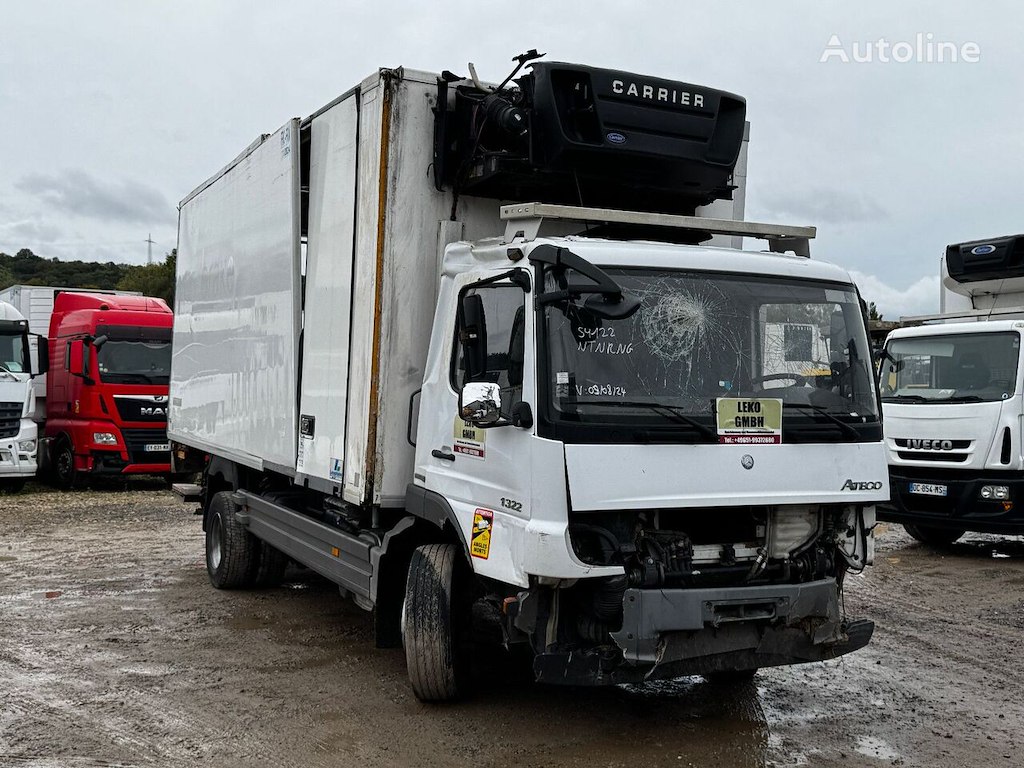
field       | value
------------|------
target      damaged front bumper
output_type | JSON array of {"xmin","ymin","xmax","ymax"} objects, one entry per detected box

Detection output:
[{"xmin": 533, "ymin": 578, "xmax": 873, "ymax": 686}]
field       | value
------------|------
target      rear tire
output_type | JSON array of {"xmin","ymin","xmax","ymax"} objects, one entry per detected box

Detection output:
[
  {"xmin": 904, "ymin": 523, "xmax": 964, "ymax": 546},
  {"xmin": 402, "ymin": 543, "xmax": 470, "ymax": 702},
  {"xmin": 205, "ymin": 491, "xmax": 257, "ymax": 588},
  {"xmin": 252, "ymin": 541, "xmax": 289, "ymax": 588}
]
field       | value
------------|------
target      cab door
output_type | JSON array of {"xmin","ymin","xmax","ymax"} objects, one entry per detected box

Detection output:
[{"xmin": 415, "ymin": 272, "xmax": 536, "ymax": 586}]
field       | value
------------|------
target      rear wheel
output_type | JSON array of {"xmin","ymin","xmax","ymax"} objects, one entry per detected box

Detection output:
[
  {"xmin": 252, "ymin": 541, "xmax": 289, "ymax": 588},
  {"xmin": 205, "ymin": 491, "xmax": 257, "ymax": 588},
  {"xmin": 904, "ymin": 523, "xmax": 964, "ymax": 546},
  {"xmin": 402, "ymin": 543, "xmax": 471, "ymax": 702}
]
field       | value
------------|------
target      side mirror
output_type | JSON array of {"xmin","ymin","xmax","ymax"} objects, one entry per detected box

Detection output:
[
  {"xmin": 460, "ymin": 382, "xmax": 502, "ymax": 427},
  {"xmin": 68, "ymin": 339, "xmax": 92, "ymax": 381},
  {"xmin": 31, "ymin": 335, "xmax": 48, "ymax": 378},
  {"xmin": 459, "ymin": 293, "xmax": 487, "ymax": 381}
]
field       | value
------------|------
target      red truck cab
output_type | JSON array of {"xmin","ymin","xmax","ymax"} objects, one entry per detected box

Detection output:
[{"xmin": 46, "ymin": 292, "xmax": 173, "ymax": 487}]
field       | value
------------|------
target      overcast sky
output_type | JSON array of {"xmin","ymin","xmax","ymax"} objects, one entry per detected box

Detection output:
[{"xmin": 2, "ymin": 0, "xmax": 1020, "ymax": 318}]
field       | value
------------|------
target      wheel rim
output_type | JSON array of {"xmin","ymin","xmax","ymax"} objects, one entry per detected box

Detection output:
[
  {"xmin": 56, "ymin": 447, "xmax": 73, "ymax": 483},
  {"xmin": 210, "ymin": 512, "xmax": 223, "ymax": 570}
]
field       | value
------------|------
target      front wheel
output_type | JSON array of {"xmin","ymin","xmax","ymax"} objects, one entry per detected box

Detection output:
[
  {"xmin": 903, "ymin": 523, "xmax": 964, "ymax": 547},
  {"xmin": 402, "ymin": 543, "xmax": 471, "ymax": 702},
  {"xmin": 0, "ymin": 478, "xmax": 27, "ymax": 494},
  {"xmin": 52, "ymin": 440, "xmax": 77, "ymax": 490}
]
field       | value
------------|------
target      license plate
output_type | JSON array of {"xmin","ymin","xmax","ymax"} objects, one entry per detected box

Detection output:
[
  {"xmin": 909, "ymin": 482, "xmax": 947, "ymax": 497},
  {"xmin": 144, "ymin": 443, "xmax": 170, "ymax": 452}
]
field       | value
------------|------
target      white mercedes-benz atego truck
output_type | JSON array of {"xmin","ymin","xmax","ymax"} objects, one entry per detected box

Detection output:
[
  {"xmin": 879, "ymin": 234, "xmax": 1024, "ymax": 544},
  {"xmin": 170, "ymin": 58, "xmax": 887, "ymax": 700}
]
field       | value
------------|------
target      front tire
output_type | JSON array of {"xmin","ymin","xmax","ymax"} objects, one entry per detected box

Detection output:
[
  {"xmin": 0, "ymin": 478, "xmax": 27, "ymax": 494},
  {"xmin": 52, "ymin": 440, "xmax": 77, "ymax": 490},
  {"xmin": 904, "ymin": 523, "xmax": 964, "ymax": 546},
  {"xmin": 402, "ymin": 543, "xmax": 470, "ymax": 702},
  {"xmin": 205, "ymin": 491, "xmax": 257, "ymax": 588}
]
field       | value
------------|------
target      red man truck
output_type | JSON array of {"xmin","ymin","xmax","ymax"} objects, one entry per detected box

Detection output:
[{"xmin": 45, "ymin": 291, "xmax": 173, "ymax": 487}]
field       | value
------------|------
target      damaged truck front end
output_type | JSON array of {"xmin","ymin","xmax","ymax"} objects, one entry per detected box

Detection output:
[{"xmin": 507, "ymin": 503, "xmax": 875, "ymax": 685}]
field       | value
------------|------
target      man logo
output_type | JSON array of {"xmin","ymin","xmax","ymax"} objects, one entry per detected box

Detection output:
[{"xmin": 140, "ymin": 406, "xmax": 167, "ymax": 417}]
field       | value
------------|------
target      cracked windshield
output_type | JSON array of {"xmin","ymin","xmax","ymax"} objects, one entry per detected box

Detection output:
[{"xmin": 545, "ymin": 269, "xmax": 878, "ymax": 425}]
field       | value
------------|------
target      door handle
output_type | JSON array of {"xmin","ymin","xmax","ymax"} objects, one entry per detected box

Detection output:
[{"xmin": 431, "ymin": 449, "xmax": 456, "ymax": 462}]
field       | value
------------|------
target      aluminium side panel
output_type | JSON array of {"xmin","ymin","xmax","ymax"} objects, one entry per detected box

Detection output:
[
  {"xmin": 341, "ymin": 77, "xmax": 385, "ymax": 505},
  {"xmin": 296, "ymin": 93, "xmax": 359, "ymax": 485},
  {"xmin": 171, "ymin": 120, "xmax": 302, "ymax": 470}
]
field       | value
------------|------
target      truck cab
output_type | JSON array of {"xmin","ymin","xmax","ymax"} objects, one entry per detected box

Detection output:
[
  {"xmin": 879, "ymin": 234, "xmax": 1024, "ymax": 543},
  {"xmin": 0, "ymin": 301, "xmax": 47, "ymax": 491},
  {"xmin": 46, "ymin": 292, "xmax": 173, "ymax": 487}
]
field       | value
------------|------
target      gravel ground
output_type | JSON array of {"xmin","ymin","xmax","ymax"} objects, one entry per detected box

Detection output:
[{"xmin": 1, "ymin": 482, "xmax": 1023, "ymax": 767}]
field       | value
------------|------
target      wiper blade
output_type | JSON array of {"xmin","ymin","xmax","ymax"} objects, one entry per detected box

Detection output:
[
  {"xmin": 881, "ymin": 394, "xmax": 929, "ymax": 403},
  {"xmin": 783, "ymin": 403, "xmax": 861, "ymax": 439},
  {"xmin": 571, "ymin": 399, "xmax": 718, "ymax": 441},
  {"xmin": 936, "ymin": 395, "xmax": 985, "ymax": 403}
]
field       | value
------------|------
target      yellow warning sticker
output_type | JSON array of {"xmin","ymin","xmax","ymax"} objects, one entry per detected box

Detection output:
[{"xmin": 470, "ymin": 509, "xmax": 493, "ymax": 559}]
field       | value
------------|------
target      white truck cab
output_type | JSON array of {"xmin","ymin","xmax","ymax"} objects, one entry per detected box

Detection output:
[
  {"xmin": 170, "ymin": 60, "xmax": 887, "ymax": 699},
  {"xmin": 0, "ymin": 300, "xmax": 47, "ymax": 491},
  {"xmin": 879, "ymin": 234, "xmax": 1024, "ymax": 543}
]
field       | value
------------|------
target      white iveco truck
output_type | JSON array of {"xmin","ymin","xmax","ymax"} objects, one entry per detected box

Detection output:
[
  {"xmin": 171, "ymin": 56, "xmax": 887, "ymax": 700},
  {"xmin": 0, "ymin": 299, "xmax": 47, "ymax": 491},
  {"xmin": 879, "ymin": 234, "xmax": 1024, "ymax": 544}
]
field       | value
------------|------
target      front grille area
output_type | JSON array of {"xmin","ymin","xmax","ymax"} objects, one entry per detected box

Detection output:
[
  {"xmin": 896, "ymin": 451, "xmax": 968, "ymax": 463},
  {"xmin": 0, "ymin": 401, "xmax": 21, "ymax": 439},
  {"xmin": 893, "ymin": 438, "xmax": 972, "ymax": 462},
  {"xmin": 121, "ymin": 427, "xmax": 170, "ymax": 464}
]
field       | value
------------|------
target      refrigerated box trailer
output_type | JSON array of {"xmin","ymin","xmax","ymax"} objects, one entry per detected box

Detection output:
[{"xmin": 171, "ymin": 60, "xmax": 887, "ymax": 700}]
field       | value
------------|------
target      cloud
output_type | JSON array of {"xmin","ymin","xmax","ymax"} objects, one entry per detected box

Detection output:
[
  {"xmin": 0, "ymin": 217, "xmax": 65, "ymax": 245},
  {"xmin": 848, "ymin": 270, "xmax": 940, "ymax": 320},
  {"xmin": 15, "ymin": 169, "xmax": 172, "ymax": 225},
  {"xmin": 754, "ymin": 187, "xmax": 888, "ymax": 226}
]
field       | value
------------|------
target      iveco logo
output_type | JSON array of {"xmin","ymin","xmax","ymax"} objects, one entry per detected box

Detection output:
[
  {"xmin": 606, "ymin": 132, "xmax": 627, "ymax": 144},
  {"xmin": 907, "ymin": 439, "xmax": 954, "ymax": 450},
  {"xmin": 841, "ymin": 479, "xmax": 884, "ymax": 491},
  {"xmin": 970, "ymin": 244, "xmax": 996, "ymax": 255},
  {"xmin": 140, "ymin": 407, "xmax": 167, "ymax": 417}
]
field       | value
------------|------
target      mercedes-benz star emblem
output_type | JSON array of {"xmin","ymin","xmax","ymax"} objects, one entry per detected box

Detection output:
[{"xmin": 741, "ymin": 455, "xmax": 754, "ymax": 470}]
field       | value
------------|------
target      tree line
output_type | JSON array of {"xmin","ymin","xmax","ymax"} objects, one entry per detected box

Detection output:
[{"xmin": 0, "ymin": 248, "xmax": 176, "ymax": 307}]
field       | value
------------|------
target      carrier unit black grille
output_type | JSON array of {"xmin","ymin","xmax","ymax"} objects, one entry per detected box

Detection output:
[
  {"xmin": 121, "ymin": 427, "xmax": 170, "ymax": 464},
  {"xmin": 0, "ymin": 402, "xmax": 21, "ymax": 439},
  {"xmin": 434, "ymin": 61, "xmax": 747, "ymax": 216},
  {"xmin": 946, "ymin": 234, "xmax": 1024, "ymax": 283}
]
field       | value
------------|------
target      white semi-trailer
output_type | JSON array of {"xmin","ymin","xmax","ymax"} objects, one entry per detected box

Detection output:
[
  {"xmin": 170, "ymin": 59, "xmax": 887, "ymax": 700},
  {"xmin": 0, "ymin": 299, "xmax": 47, "ymax": 491},
  {"xmin": 879, "ymin": 235, "xmax": 1024, "ymax": 544}
]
